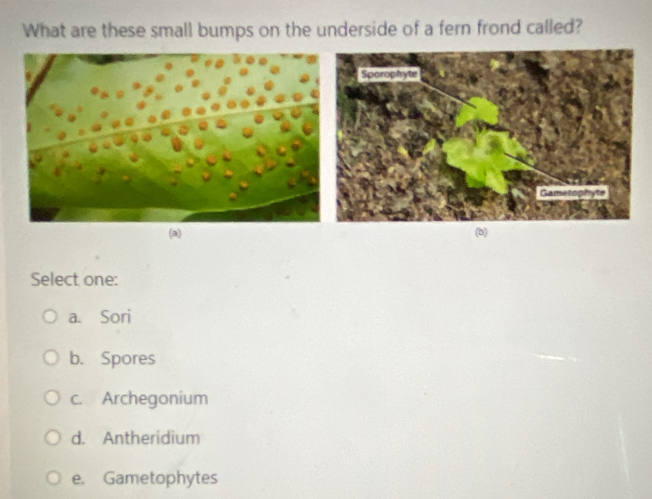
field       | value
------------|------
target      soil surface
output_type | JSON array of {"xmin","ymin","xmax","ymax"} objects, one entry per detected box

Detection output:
[{"xmin": 337, "ymin": 50, "xmax": 633, "ymax": 221}]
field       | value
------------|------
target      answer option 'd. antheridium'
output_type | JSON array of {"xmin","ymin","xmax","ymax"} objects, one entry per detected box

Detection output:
[{"xmin": 102, "ymin": 429, "xmax": 201, "ymax": 446}]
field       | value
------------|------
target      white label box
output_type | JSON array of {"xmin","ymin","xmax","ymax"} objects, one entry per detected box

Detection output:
[
  {"xmin": 357, "ymin": 67, "xmax": 421, "ymax": 82},
  {"xmin": 536, "ymin": 185, "xmax": 610, "ymax": 201}
]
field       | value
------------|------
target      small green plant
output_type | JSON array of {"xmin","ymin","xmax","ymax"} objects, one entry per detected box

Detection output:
[
  {"xmin": 424, "ymin": 97, "xmax": 533, "ymax": 194},
  {"xmin": 454, "ymin": 96, "xmax": 499, "ymax": 127}
]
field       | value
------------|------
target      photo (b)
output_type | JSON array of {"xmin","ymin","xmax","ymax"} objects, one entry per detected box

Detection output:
[
  {"xmin": 337, "ymin": 50, "xmax": 632, "ymax": 221},
  {"xmin": 26, "ymin": 53, "xmax": 320, "ymax": 222}
]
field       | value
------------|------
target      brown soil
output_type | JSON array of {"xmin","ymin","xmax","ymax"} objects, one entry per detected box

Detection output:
[{"xmin": 337, "ymin": 50, "xmax": 633, "ymax": 221}]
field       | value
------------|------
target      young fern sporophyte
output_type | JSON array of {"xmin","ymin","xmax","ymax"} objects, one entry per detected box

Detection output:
[{"xmin": 424, "ymin": 96, "xmax": 534, "ymax": 194}]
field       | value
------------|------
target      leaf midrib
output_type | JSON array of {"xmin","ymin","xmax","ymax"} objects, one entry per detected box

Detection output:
[{"xmin": 29, "ymin": 100, "xmax": 318, "ymax": 152}]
